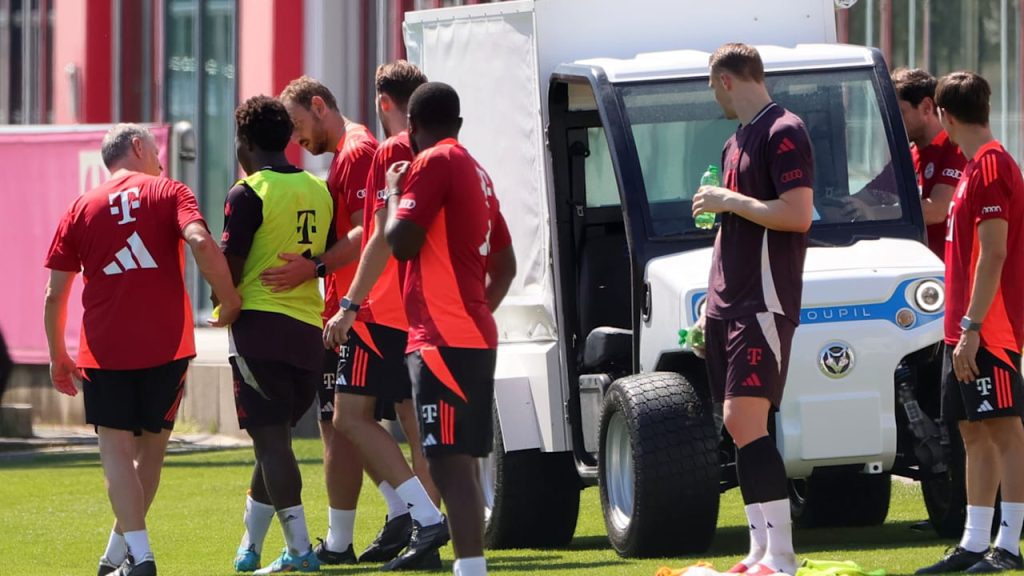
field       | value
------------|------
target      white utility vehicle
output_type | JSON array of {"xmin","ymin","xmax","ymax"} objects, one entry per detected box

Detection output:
[{"xmin": 405, "ymin": 0, "xmax": 959, "ymax": 558}]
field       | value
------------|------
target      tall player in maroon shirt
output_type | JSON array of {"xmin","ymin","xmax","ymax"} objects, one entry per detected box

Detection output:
[
  {"xmin": 916, "ymin": 72, "xmax": 1024, "ymax": 575},
  {"xmin": 44, "ymin": 124, "xmax": 240, "ymax": 576},
  {"xmin": 385, "ymin": 83, "xmax": 517, "ymax": 576},
  {"xmin": 692, "ymin": 44, "xmax": 814, "ymax": 576}
]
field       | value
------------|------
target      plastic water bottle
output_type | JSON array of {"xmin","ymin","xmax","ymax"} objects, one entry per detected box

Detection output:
[
  {"xmin": 677, "ymin": 326, "xmax": 705, "ymax": 350},
  {"xmin": 696, "ymin": 165, "xmax": 719, "ymax": 230}
]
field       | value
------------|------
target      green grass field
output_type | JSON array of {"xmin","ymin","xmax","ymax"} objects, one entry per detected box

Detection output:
[{"xmin": 0, "ymin": 439, "xmax": 956, "ymax": 575}]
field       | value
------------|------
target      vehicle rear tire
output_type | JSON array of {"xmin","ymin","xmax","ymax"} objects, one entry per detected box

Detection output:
[
  {"xmin": 790, "ymin": 466, "xmax": 891, "ymax": 527},
  {"xmin": 921, "ymin": 423, "xmax": 968, "ymax": 539},
  {"xmin": 599, "ymin": 372, "xmax": 719, "ymax": 557},
  {"xmin": 482, "ymin": 409, "xmax": 581, "ymax": 549}
]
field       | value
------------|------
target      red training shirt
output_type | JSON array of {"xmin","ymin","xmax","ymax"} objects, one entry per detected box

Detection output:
[
  {"xmin": 913, "ymin": 130, "xmax": 966, "ymax": 259},
  {"xmin": 45, "ymin": 172, "xmax": 203, "ymax": 370},
  {"xmin": 356, "ymin": 131, "xmax": 413, "ymax": 331},
  {"xmin": 324, "ymin": 124, "xmax": 378, "ymax": 321},
  {"xmin": 393, "ymin": 138, "xmax": 512, "ymax": 352},
  {"xmin": 944, "ymin": 140, "xmax": 1024, "ymax": 359}
]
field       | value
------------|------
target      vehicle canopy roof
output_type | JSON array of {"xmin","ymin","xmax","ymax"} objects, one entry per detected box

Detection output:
[{"xmin": 568, "ymin": 44, "xmax": 876, "ymax": 83}]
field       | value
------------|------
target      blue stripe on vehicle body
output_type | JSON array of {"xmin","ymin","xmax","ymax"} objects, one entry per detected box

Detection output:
[{"xmin": 689, "ymin": 277, "xmax": 944, "ymax": 329}]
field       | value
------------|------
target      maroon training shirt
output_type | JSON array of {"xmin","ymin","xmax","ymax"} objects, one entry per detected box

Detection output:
[{"xmin": 707, "ymin": 103, "xmax": 815, "ymax": 324}]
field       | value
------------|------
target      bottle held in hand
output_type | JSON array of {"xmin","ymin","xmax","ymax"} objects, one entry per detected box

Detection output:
[{"xmin": 696, "ymin": 165, "xmax": 720, "ymax": 230}]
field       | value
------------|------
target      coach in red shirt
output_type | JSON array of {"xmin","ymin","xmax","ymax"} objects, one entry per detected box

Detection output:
[
  {"xmin": 894, "ymin": 68, "xmax": 967, "ymax": 259},
  {"xmin": 44, "ymin": 123, "xmax": 240, "ymax": 576},
  {"xmin": 384, "ymin": 82, "xmax": 516, "ymax": 576},
  {"xmin": 916, "ymin": 72, "xmax": 1024, "ymax": 575}
]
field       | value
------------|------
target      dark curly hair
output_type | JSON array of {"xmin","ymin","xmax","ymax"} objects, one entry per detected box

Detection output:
[{"xmin": 235, "ymin": 95, "xmax": 293, "ymax": 152}]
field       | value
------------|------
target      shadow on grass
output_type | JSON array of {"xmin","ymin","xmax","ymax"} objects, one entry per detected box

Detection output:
[
  {"xmin": 537, "ymin": 521, "xmax": 943, "ymax": 560},
  {"xmin": 0, "ymin": 449, "xmax": 324, "ymax": 471},
  {"xmin": 317, "ymin": 556, "xmax": 624, "ymax": 574}
]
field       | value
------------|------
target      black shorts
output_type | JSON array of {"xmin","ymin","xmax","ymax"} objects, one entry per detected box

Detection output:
[
  {"xmin": 83, "ymin": 358, "xmax": 189, "ymax": 435},
  {"xmin": 407, "ymin": 346, "xmax": 496, "ymax": 457},
  {"xmin": 231, "ymin": 356, "xmax": 318, "ymax": 429},
  {"xmin": 318, "ymin": 348, "xmax": 340, "ymax": 422},
  {"xmin": 942, "ymin": 344, "xmax": 1024, "ymax": 423},
  {"xmin": 705, "ymin": 312, "xmax": 796, "ymax": 408},
  {"xmin": 336, "ymin": 322, "xmax": 411, "ymax": 421}
]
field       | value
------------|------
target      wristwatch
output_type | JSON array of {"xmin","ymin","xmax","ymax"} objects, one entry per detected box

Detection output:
[
  {"xmin": 385, "ymin": 187, "xmax": 403, "ymax": 201},
  {"xmin": 960, "ymin": 316, "xmax": 983, "ymax": 332},
  {"xmin": 311, "ymin": 256, "xmax": 327, "ymax": 278},
  {"xmin": 340, "ymin": 297, "xmax": 361, "ymax": 313}
]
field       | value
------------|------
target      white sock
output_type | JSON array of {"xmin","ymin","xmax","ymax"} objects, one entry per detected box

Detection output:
[
  {"xmin": 102, "ymin": 529, "xmax": 127, "ymax": 564},
  {"xmin": 278, "ymin": 505, "xmax": 312, "ymax": 557},
  {"xmin": 760, "ymin": 499, "xmax": 796, "ymax": 574},
  {"xmin": 961, "ymin": 505, "xmax": 995, "ymax": 553},
  {"xmin": 380, "ymin": 481, "xmax": 410, "ymax": 519},
  {"xmin": 739, "ymin": 503, "xmax": 768, "ymax": 568},
  {"xmin": 123, "ymin": 530, "xmax": 153, "ymax": 563},
  {"xmin": 454, "ymin": 556, "xmax": 487, "ymax": 576},
  {"xmin": 240, "ymin": 495, "xmax": 275, "ymax": 554},
  {"xmin": 995, "ymin": 502, "xmax": 1024, "ymax": 555},
  {"xmin": 326, "ymin": 508, "xmax": 356, "ymax": 552},
  {"xmin": 397, "ymin": 477, "xmax": 444, "ymax": 526}
]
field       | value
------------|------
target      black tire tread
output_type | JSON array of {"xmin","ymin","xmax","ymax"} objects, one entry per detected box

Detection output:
[
  {"xmin": 485, "ymin": 414, "xmax": 581, "ymax": 549},
  {"xmin": 599, "ymin": 372, "xmax": 720, "ymax": 558}
]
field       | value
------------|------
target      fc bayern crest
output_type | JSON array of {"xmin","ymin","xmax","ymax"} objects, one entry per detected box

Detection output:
[{"xmin": 924, "ymin": 162, "xmax": 935, "ymax": 179}]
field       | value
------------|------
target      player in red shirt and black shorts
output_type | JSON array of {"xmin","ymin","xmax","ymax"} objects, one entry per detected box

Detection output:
[
  {"xmin": 44, "ymin": 124, "xmax": 240, "ymax": 576},
  {"xmin": 916, "ymin": 72, "xmax": 1024, "ymax": 575},
  {"xmin": 692, "ymin": 44, "xmax": 814, "ymax": 576},
  {"xmin": 322, "ymin": 61, "xmax": 447, "ymax": 568},
  {"xmin": 385, "ymin": 82, "xmax": 517, "ymax": 576}
]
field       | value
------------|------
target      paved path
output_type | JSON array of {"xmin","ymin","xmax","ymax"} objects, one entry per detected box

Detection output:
[{"xmin": 0, "ymin": 424, "xmax": 250, "ymax": 461}]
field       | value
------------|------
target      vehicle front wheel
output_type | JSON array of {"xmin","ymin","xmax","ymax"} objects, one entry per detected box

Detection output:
[{"xmin": 599, "ymin": 372, "xmax": 719, "ymax": 557}]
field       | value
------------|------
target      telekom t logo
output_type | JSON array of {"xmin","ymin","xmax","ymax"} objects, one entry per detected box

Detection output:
[
  {"xmin": 108, "ymin": 187, "xmax": 141, "ymax": 225},
  {"xmin": 296, "ymin": 210, "xmax": 318, "ymax": 245},
  {"xmin": 421, "ymin": 404, "xmax": 438, "ymax": 424}
]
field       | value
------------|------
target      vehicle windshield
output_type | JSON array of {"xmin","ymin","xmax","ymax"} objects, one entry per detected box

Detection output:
[{"xmin": 612, "ymin": 68, "xmax": 904, "ymax": 239}]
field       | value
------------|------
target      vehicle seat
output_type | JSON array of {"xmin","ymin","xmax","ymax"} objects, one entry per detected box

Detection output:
[{"xmin": 581, "ymin": 326, "xmax": 633, "ymax": 374}]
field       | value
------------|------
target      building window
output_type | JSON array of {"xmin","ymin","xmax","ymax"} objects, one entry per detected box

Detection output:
[
  {"xmin": 0, "ymin": 0, "xmax": 54, "ymax": 124},
  {"xmin": 844, "ymin": 0, "xmax": 1022, "ymax": 161}
]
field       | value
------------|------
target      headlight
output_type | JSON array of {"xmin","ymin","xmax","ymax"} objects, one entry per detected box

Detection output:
[
  {"xmin": 696, "ymin": 295, "xmax": 708, "ymax": 319},
  {"xmin": 913, "ymin": 279, "xmax": 944, "ymax": 313}
]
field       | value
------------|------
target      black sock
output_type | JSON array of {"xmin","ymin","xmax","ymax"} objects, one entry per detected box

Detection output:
[{"xmin": 736, "ymin": 435, "xmax": 788, "ymax": 504}]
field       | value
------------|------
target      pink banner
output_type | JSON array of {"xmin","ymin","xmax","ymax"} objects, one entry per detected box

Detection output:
[{"xmin": 0, "ymin": 125, "xmax": 170, "ymax": 364}]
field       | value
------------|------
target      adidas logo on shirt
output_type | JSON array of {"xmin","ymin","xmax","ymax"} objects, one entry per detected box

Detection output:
[
  {"xmin": 423, "ymin": 434, "xmax": 438, "ymax": 447},
  {"xmin": 977, "ymin": 400, "xmax": 995, "ymax": 413},
  {"xmin": 102, "ymin": 232, "xmax": 158, "ymax": 275}
]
